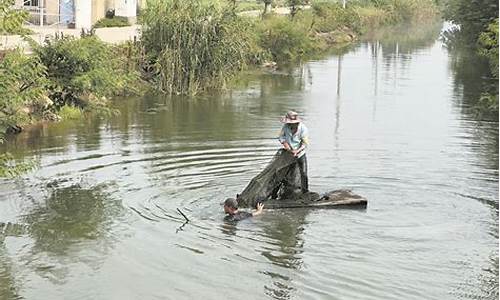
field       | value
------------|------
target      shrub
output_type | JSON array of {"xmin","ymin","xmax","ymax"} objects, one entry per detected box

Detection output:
[
  {"xmin": 0, "ymin": 49, "xmax": 48, "ymax": 135},
  {"xmin": 478, "ymin": 19, "xmax": 499, "ymax": 79},
  {"xmin": 0, "ymin": 0, "xmax": 29, "ymax": 36},
  {"xmin": 373, "ymin": 0, "xmax": 438, "ymax": 24},
  {"xmin": 93, "ymin": 16, "xmax": 130, "ymax": 28},
  {"xmin": 141, "ymin": 0, "xmax": 259, "ymax": 95},
  {"xmin": 34, "ymin": 36, "xmax": 140, "ymax": 108},
  {"xmin": 355, "ymin": 6, "xmax": 390, "ymax": 30},
  {"xmin": 311, "ymin": 2, "xmax": 362, "ymax": 33},
  {"xmin": 257, "ymin": 15, "xmax": 316, "ymax": 62}
]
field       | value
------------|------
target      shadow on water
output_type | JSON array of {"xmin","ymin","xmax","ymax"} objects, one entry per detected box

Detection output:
[{"xmin": 18, "ymin": 181, "xmax": 125, "ymax": 284}]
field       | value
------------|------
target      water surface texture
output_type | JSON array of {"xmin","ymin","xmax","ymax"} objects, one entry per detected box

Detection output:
[{"xmin": 1, "ymin": 24, "xmax": 498, "ymax": 299}]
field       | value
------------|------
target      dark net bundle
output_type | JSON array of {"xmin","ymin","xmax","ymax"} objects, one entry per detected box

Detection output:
[{"xmin": 237, "ymin": 150, "xmax": 302, "ymax": 207}]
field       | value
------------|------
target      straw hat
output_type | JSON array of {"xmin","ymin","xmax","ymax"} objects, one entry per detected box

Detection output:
[{"xmin": 280, "ymin": 111, "xmax": 302, "ymax": 124}]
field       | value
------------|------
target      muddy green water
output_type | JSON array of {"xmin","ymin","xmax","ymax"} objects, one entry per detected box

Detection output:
[{"xmin": 0, "ymin": 23, "xmax": 498, "ymax": 299}]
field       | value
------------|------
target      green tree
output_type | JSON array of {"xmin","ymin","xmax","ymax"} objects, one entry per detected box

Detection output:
[
  {"xmin": 478, "ymin": 18, "xmax": 499, "ymax": 78},
  {"xmin": 444, "ymin": 0, "xmax": 498, "ymax": 43},
  {"xmin": 0, "ymin": 49, "xmax": 49, "ymax": 135},
  {"xmin": 0, "ymin": 0, "xmax": 28, "ymax": 36}
]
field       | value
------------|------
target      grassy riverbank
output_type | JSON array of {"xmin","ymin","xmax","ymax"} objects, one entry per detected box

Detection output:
[
  {"xmin": 140, "ymin": 0, "xmax": 439, "ymax": 94},
  {"xmin": 0, "ymin": 0, "xmax": 441, "ymax": 176}
]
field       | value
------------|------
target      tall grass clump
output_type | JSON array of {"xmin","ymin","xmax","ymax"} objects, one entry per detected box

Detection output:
[{"xmin": 141, "ymin": 0, "xmax": 259, "ymax": 95}]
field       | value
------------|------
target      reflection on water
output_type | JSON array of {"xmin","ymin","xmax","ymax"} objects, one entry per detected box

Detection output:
[
  {"xmin": 260, "ymin": 209, "xmax": 308, "ymax": 300},
  {"xmin": 0, "ymin": 21, "xmax": 498, "ymax": 299},
  {"xmin": 20, "ymin": 181, "xmax": 124, "ymax": 284}
]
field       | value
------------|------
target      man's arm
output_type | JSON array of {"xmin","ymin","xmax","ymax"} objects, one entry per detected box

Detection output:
[
  {"xmin": 252, "ymin": 203, "xmax": 264, "ymax": 216},
  {"xmin": 291, "ymin": 128, "xmax": 309, "ymax": 157},
  {"xmin": 278, "ymin": 126, "xmax": 292, "ymax": 151}
]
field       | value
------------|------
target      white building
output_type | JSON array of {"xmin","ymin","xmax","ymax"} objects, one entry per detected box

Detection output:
[{"xmin": 16, "ymin": 0, "xmax": 140, "ymax": 29}]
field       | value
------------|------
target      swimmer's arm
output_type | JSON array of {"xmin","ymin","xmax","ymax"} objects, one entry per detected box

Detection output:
[{"xmin": 252, "ymin": 203, "xmax": 264, "ymax": 216}]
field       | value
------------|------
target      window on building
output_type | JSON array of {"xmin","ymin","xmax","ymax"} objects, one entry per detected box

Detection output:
[{"xmin": 23, "ymin": 0, "xmax": 39, "ymax": 7}]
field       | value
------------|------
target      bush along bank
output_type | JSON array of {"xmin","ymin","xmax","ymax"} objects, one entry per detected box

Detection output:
[
  {"xmin": 140, "ymin": 0, "xmax": 440, "ymax": 94},
  {"xmin": 0, "ymin": 0, "xmax": 441, "ymax": 137},
  {"xmin": 0, "ymin": 35, "xmax": 144, "ymax": 139}
]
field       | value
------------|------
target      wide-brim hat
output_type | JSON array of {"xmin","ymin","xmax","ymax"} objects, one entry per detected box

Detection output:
[{"xmin": 280, "ymin": 111, "xmax": 302, "ymax": 124}]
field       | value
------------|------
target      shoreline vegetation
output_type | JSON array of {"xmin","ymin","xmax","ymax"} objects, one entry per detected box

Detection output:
[
  {"xmin": 0, "ymin": 0, "xmax": 449, "ymax": 176},
  {"xmin": 442, "ymin": 0, "xmax": 499, "ymax": 118},
  {"xmin": 0, "ymin": 0, "xmax": 440, "ymax": 136}
]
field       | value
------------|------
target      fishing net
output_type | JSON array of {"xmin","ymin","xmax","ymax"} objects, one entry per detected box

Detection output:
[{"xmin": 237, "ymin": 149, "xmax": 303, "ymax": 207}]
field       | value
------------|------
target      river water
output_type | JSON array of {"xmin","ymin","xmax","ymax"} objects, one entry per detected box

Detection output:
[{"xmin": 0, "ymin": 23, "xmax": 498, "ymax": 299}]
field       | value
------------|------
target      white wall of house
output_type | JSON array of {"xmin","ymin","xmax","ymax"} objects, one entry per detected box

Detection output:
[
  {"xmin": 75, "ymin": 0, "xmax": 92, "ymax": 29},
  {"xmin": 115, "ymin": 0, "xmax": 137, "ymax": 18}
]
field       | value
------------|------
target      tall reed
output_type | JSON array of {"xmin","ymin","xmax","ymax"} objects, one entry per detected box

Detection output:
[{"xmin": 141, "ymin": 0, "xmax": 257, "ymax": 95}]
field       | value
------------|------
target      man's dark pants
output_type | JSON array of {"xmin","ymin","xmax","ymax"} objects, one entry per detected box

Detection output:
[{"xmin": 297, "ymin": 154, "xmax": 308, "ymax": 193}]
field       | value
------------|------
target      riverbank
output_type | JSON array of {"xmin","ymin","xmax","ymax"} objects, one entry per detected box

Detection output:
[{"xmin": 0, "ymin": 0, "xmax": 440, "ymax": 149}]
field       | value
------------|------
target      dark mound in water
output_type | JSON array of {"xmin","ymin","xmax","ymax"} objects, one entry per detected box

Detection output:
[
  {"xmin": 236, "ymin": 150, "xmax": 368, "ymax": 209},
  {"xmin": 264, "ymin": 189, "xmax": 367, "ymax": 209}
]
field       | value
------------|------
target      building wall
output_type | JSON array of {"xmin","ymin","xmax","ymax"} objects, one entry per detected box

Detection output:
[
  {"xmin": 91, "ymin": 0, "xmax": 118, "ymax": 24},
  {"xmin": 75, "ymin": 0, "xmax": 92, "ymax": 29},
  {"xmin": 45, "ymin": 0, "xmax": 60, "ymax": 25},
  {"xmin": 91, "ymin": 0, "xmax": 105, "ymax": 24},
  {"xmin": 15, "ymin": 0, "xmax": 61, "ymax": 25}
]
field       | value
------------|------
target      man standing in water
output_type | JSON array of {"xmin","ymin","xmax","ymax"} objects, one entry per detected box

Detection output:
[{"xmin": 279, "ymin": 111, "xmax": 309, "ymax": 193}]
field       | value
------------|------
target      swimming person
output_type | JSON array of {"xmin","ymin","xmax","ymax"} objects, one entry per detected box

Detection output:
[{"xmin": 223, "ymin": 198, "xmax": 264, "ymax": 222}]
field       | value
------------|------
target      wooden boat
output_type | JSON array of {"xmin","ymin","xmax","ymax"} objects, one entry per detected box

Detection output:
[{"xmin": 263, "ymin": 189, "xmax": 367, "ymax": 209}]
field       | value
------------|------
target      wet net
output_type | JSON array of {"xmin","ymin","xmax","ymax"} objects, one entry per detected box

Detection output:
[{"xmin": 237, "ymin": 150, "xmax": 303, "ymax": 207}]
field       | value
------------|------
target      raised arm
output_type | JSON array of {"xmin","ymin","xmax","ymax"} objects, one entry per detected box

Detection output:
[{"xmin": 252, "ymin": 202, "xmax": 264, "ymax": 216}]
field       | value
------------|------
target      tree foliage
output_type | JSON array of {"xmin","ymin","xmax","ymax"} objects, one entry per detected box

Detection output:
[
  {"xmin": 0, "ymin": 0, "xmax": 28, "ymax": 36},
  {"xmin": 478, "ymin": 18, "xmax": 499, "ymax": 79},
  {"xmin": 443, "ymin": 0, "xmax": 499, "ymax": 43},
  {"xmin": 0, "ymin": 49, "xmax": 48, "ymax": 135}
]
